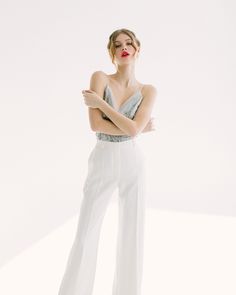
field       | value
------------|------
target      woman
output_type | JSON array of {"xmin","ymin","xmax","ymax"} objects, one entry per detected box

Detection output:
[{"xmin": 58, "ymin": 28, "xmax": 157, "ymax": 295}]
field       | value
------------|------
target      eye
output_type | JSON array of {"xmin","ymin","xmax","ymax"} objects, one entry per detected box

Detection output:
[{"xmin": 115, "ymin": 42, "xmax": 133, "ymax": 48}]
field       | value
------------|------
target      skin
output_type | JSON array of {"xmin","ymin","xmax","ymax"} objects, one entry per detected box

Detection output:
[{"xmin": 82, "ymin": 33, "xmax": 157, "ymax": 137}]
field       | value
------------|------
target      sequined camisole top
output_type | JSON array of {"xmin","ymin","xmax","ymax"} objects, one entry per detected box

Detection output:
[{"xmin": 96, "ymin": 84, "xmax": 144, "ymax": 142}]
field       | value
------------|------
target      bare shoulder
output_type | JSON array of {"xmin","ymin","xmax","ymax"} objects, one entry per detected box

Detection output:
[
  {"xmin": 90, "ymin": 70, "xmax": 107, "ymax": 84},
  {"xmin": 91, "ymin": 71, "xmax": 120, "ymax": 85},
  {"xmin": 89, "ymin": 70, "xmax": 109, "ymax": 97},
  {"xmin": 141, "ymin": 84, "xmax": 158, "ymax": 99}
]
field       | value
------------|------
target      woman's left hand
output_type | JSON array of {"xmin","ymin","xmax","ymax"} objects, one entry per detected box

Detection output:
[{"xmin": 82, "ymin": 90, "xmax": 103, "ymax": 109}]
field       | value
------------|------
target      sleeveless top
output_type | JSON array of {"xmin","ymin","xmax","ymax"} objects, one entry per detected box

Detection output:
[{"xmin": 96, "ymin": 84, "xmax": 144, "ymax": 142}]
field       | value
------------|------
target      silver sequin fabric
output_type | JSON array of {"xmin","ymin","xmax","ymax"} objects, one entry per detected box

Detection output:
[{"xmin": 96, "ymin": 85, "xmax": 144, "ymax": 142}]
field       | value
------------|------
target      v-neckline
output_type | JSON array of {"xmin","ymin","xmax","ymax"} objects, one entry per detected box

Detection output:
[{"xmin": 105, "ymin": 84, "xmax": 143, "ymax": 110}]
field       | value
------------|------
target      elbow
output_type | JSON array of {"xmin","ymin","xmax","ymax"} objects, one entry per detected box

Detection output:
[
  {"xmin": 91, "ymin": 124, "xmax": 99, "ymax": 132},
  {"xmin": 91, "ymin": 125, "xmax": 97, "ymax": 132},
  {"xmin": 89, "ymin": 116, "xmax": 105, "ymax": 132},
  {"xmin": 90, "ymin": 120, "xmax": 101, "ymax": 132},
  {"xmin": 129, "ymin": 122, "xmax": 143, "ymax": 137},
  {"xmin": 129, "ymin": 130, "xmax": 137, "ymax": 137},
  {"xmin": 129, "ymin": 124, "xmax": 139, "ymax": 137},
  {"xmin": 130, "ymin": 130, "xmax": 141, "ymax": 137}
]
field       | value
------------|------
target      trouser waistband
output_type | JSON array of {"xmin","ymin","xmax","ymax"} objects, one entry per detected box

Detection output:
[{"xmin": 96, "ymin": 138, "xmax": 137, "ymax": 147}]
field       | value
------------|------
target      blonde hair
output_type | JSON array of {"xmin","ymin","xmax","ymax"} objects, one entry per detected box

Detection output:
[{"xmin": 107, "ymin": 28, "xmax": 141, "ymax": 66}]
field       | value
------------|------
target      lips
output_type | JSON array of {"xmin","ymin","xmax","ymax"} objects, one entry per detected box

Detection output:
[{"xmin": 121, "ymin": 51, "xmax": 129, "ymax": 57}]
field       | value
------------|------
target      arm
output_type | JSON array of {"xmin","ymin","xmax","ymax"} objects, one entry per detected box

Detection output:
[
  {"xmin": 86, "ymin": 71, "xmax": 156, "ymax": 135},
  {"xmin": 98, "ymin": 100, "xmax": 137, "ymax": 136},
  {"xmin": 87, "ymin": 71, "xmax": 107, "ymax": 131},
  {"xmin": 96, "ymin": 118, "xmax": 132, "ymax": 135},
  {"xmin": 86, "ymin": 70, "xmax": 136, "ymax": 135},
  {"xmin": 95, "ymin": 117, "xmax": 153, "ymax": 136},
  {"xmin": 98, "ymin": 85, "xmax": 158, "ymax": 137}
]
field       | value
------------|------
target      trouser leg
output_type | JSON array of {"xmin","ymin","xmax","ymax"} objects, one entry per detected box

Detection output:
[
  {"xmin": 112, "ymin": 142, "xmax": 146, "ymax": 295},
  {"xmin": 58, "ymin": 142, "xmax": 117, "ymax": 295}
]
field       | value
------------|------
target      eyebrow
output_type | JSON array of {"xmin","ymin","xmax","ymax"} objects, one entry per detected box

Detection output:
[{"xmin": 114, "ymin": 38, "xmax": 131, "ymax": 43}]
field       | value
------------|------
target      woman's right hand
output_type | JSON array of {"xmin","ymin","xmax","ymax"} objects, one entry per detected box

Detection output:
[{"xmin": 142, "ymin": 117, "xmax": 156, "ymax": 133}]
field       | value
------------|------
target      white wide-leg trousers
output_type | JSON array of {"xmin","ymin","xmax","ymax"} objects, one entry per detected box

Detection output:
[{"xmin": 58, "ymin": 138, "xmax": 146, "ymax": 295}]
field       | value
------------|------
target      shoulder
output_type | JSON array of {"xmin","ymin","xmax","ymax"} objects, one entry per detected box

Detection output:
[
  {"xmin": 90, "ymin": 70, "xmax": 109, "ymax": 84},
  {"xmin": 141, "ymin": 84, "xmax": 158, "ymax": 99},
  {"xmin": 89, "ymin": 71, "xmax": 110, "ymax": 98}
]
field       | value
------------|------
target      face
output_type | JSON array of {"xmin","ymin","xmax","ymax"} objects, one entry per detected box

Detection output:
[{"xmin": 113, "ymin": 33, "xmax": 139, "ymax": 65}]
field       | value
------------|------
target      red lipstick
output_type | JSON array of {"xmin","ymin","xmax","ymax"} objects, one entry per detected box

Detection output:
[{"xmin": 121, "ymin": 51, "xmax": 130, "ymax": 57}]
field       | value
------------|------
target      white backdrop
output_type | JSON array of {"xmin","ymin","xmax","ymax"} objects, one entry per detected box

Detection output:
[{"xmin": 0, "ymin": 0, "xmax": 235, "ymax": 267}]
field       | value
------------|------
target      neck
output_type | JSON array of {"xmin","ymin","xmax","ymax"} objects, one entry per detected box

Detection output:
[{"xmin": 113, "ymin": 63, "xmax": 137, "ymax": 88}]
